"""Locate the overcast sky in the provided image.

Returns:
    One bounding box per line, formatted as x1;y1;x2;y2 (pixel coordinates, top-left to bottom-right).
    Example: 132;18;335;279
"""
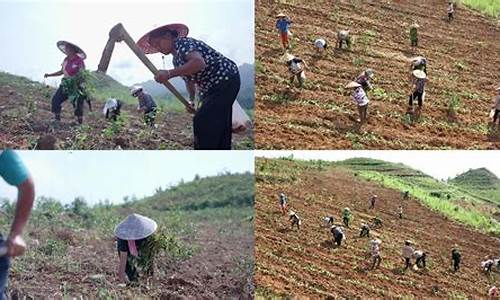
0;151;254;205
0;0;254;86
255;151;500;180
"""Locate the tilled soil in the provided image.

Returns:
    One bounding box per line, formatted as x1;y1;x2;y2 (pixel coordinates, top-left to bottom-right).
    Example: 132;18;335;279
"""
255;159;500;298
0;83;253;150
7;221;253;299
255;0;500;149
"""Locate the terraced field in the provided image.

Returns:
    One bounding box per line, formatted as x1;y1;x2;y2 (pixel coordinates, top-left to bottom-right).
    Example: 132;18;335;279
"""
255;158;500;298
255;0;500;149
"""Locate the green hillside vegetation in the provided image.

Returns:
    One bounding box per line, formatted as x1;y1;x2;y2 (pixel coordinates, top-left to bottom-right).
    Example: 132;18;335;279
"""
0;71;184;112
450;168;500;201
337;158;500;235
0;172;253;298
460;0;500;18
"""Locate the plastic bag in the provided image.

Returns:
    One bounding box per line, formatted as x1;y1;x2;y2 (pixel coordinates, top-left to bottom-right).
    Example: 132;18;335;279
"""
232;101;252;134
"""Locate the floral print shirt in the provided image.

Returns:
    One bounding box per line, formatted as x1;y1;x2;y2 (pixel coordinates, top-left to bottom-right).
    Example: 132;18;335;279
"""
173;37;238;96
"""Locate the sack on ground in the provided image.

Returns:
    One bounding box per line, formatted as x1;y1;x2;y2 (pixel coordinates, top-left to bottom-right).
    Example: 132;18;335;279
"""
232;101;252;134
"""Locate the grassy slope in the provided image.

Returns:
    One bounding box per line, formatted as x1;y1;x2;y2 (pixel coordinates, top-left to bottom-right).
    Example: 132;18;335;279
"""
0;173;254;298
460;0;500;18
450;168;500;202
337;157;500;235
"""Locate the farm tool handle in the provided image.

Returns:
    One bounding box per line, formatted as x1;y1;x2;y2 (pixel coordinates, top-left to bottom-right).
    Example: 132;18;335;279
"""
101;23;192;110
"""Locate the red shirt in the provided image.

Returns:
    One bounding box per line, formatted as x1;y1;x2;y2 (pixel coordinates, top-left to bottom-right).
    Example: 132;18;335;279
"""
62;55;85;77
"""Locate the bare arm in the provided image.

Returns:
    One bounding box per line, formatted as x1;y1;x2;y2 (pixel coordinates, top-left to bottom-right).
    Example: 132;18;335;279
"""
7;177;35;257
171;51;207;77
44;69;64;78
118;251;129;282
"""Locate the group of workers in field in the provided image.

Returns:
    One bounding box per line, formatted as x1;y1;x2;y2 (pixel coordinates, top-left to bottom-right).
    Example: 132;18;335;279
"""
276;190;499;293
42;21;245;150
273;2;499;130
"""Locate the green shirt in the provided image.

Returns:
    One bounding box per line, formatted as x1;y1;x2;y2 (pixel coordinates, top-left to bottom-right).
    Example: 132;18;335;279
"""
0;150;29;186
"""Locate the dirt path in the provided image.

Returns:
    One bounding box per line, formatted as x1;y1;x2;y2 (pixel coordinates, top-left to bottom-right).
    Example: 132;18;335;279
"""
255;159;500;298
255;0;500;149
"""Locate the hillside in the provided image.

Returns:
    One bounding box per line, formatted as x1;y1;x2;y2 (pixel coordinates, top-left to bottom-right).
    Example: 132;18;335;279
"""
1;173;254;299
255;0;500;149
255;157;500;298
0;71;253;149
450;167;500;202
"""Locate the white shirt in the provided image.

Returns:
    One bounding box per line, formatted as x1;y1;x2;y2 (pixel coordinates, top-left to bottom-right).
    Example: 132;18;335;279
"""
314;39;326;49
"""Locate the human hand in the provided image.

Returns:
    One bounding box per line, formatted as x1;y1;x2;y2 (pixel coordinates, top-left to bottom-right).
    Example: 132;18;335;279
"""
185;101;196;114
6;234;27;257
155;70;173;83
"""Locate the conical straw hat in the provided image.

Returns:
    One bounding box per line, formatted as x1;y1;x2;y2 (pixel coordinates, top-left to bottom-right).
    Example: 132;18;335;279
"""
114;213;158;240
412;69;426;79
345;81;361;89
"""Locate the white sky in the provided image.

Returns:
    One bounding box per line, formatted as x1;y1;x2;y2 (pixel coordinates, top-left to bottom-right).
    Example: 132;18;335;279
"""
255;151;500;180
0;151;254;205
0;0;254;86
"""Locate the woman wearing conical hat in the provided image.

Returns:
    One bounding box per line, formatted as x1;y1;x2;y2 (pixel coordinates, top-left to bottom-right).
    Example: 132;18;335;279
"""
114;214;157;283
408;69;427;113
137;23;241;150
44;41;88;125
346;81;369;125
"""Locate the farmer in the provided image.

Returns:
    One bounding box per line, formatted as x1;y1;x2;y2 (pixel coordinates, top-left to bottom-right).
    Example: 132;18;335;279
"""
451;247;461;272
491;87;500;127
0;150;35;297
409;22;419;52
482;258;496;274
411;56;427;75
131;86;157;127
369;194;377;209
398;206;404;219
356;69;374;92
447;1;455;22
346;81;369;124
373;216;383;227
314;38;328;53
331;226;345;247
45;41;88;124
489;286;498;298
115;213;158;283
324;216;335;226
284;53;307;88
403;190;410;200
370;239;382;269
337;30;351;49
138;23;241;150
279;192;288;215
342;207;352;228
414;250;427;268
359;223;370;238
276;13;292;49
402;240;415;270
289;211;301;230
408;70;427;113
102;98;122;121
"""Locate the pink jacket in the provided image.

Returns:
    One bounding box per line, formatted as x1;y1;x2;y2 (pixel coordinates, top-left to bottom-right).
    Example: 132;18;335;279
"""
62;55;85;77
402;245;414;258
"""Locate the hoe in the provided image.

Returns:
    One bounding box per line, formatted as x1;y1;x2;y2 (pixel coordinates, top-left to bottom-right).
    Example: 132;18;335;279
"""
97;23;251;132
97;23;192;111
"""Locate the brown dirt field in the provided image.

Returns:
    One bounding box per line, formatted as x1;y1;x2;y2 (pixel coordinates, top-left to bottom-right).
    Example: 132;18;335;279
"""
255;0;500;149
7;221;253;299
0;83;253;150
255;158;500;298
